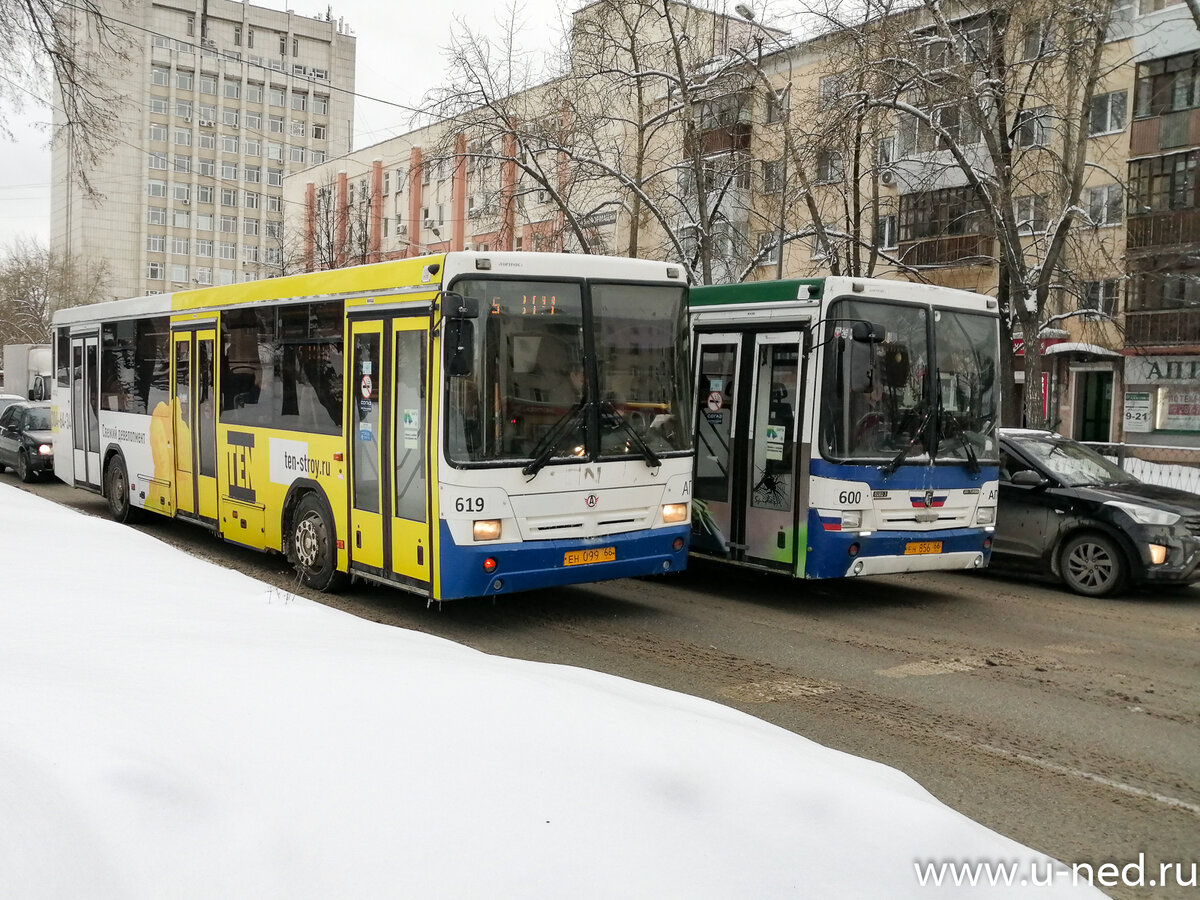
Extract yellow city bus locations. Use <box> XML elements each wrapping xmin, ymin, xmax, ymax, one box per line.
<box><xmin>52</xmin><ymin>252</ymin><xmax>694</xmax><ymax>599</ymax></box>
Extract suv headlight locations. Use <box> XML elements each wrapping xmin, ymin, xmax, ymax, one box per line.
<box><xmin>1105</xmin><ymin>501</ymin><xmax>1180</xmax><ymax>527</ymax></box>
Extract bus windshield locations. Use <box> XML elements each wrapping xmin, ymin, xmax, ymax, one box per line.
<box><xmin>446</xmin><ymin>278</ymin><xmax>692</xmax><ymax>465</ymax></box>
<box><xmin>822</xmin><ymin>298</ymin><xmax>932</xmax><ymax>464</ymax></box>
<box><xmin>932</xmin><ymin>308</ymin><xmax>1000</xmax><ymax>464</ymax></box>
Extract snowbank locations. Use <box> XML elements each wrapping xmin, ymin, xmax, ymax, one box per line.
<box><xmin>0</xmin><ymin>484</ymin><xmax>1104</xmax><ymax>898</ymax></box>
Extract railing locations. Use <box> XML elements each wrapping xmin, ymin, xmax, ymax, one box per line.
<box><xmin>898</xmin><ymin>233</ymin><xmax>994</xmax><ymax>267</ymax></box>
<box><xmin>1126</xmin><ymin>208</ymin><xmax>1200</xmax><ymax>250</ymax></box>
<box><xmin>1125</xmin><ymin>309</ymin><xmax>1200</xmax><ymax>345</ymax></box>
<box><xmin>1081</xmin><ymin>441</ymin><xmax>1200</xmax><ymax>494</ymax></box>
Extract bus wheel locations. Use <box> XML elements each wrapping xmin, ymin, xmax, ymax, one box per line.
<box><xmin>291</xmin><ymin>494</ymin><xmax>345</xmax><ymax>592</ymax></box>
<box><xmin>104</xmin><ymin>456</ymin><xmax>143</xmax><ymax>523</ymax></box>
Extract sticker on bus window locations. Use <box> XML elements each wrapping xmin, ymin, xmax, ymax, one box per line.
<box><xmin>764</xmin><ymin>425</ymin><xmax>786</xmax><ymax>461</ymax></box>
<box><xmin>359</xmin><ymin>425</ymin><xmax>373</xmax><ymax>442</ymax></box>
<box><xmin>403</xmin><ymin>408</ymin><xmax>419</xmax><ymax>449</ymax></box>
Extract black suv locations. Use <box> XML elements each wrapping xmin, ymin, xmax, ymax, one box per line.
<box><xmin>0</xmin><ymin>401</ymin><xmax>54</xmax><ymax>483</ymax></box>
<box><xmin>993</xmin><ymin>429</ymin><xmax>1200</xmax><ymax>597</ymax></box>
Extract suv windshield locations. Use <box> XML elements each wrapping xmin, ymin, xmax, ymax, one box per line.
<box><xmin>446</xmin><ymin>278</ymin><xmax>692</xmax><ymax>465</ymax></box>
<box><xmin>821</xmin><ymin>298</ymin><xmax>932</xmax><ymax>463</ymax></box>
<box><xmin>933</xmin><ymin>308</ymin><xmax>1000</xmax><ymax>464</ymax></box>
<box><xmin>1013</xmin><ymin>437</ymin><xmax>1138</xmax><ymax>487</ymax></box>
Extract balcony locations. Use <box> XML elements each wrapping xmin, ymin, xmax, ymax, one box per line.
<box><xmin>898</xmin><ymin>233</ymin><xmax>994</xmax><ymax>267</ymax></box>
<box><xmin>700</xmin><ymin>122</ymin><xmax>751</xmax><ymax>156</ymax></box>
<box><xmin>1125</xmin><ymin>309</ymin><xmax>1200</xmax><ymax>346</ymax></box>
<box><xmin>1126</xmin><ymin>208</ymin><xmax>1200</xmax><ymax>250</ymax></box>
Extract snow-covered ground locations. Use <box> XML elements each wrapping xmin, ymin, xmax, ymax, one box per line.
<box><xmin>0</xmin><ymin>484</ymin><xmax>1105</xmax><ymax>898</ymax></box>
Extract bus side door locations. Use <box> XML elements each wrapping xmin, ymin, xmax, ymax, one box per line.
<box><xmin>171</xmin><ymin>327</ymin><xmax>218</xmax><ymax>522</ymax></box>
<box><xmin>348</xmin><ymin>314</ymin><xmax>432</xmax><ymax>591</ymax></box>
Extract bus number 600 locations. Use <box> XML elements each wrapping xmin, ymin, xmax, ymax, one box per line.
<box><xmin>455</xmin><ymin>496</ymin><xmax>485</xmax><ymax>513</ymax></box>
<box><xmin>838</xmin><ymin>490</ymin><xmax>862</xmax><ymax>505</ymax></box>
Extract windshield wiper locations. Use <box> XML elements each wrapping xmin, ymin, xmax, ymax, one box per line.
<box><xmin>522</xmin><ymin>401</ymin><xmax>589</xmax><ymax>478</ymax></box>
<box><xmin>939</xmin><ymin>406</ymin><xmax>981</xmax><ymax>475</ymax></box>
<box><xmin>600</xmin><ymin>400</ymin><xmax>661</xmax><ymax>469</ymax></box>
<box><xmin>880</xmin><ymin>406</ymin><xmax>933</xmax><ymax>477</ymax></box>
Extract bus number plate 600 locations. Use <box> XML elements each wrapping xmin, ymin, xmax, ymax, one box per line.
<box><xmin>563</xmin><ymin>547</ymin><xmax>616</xmax><ymax>566</ymax></box>
<box><xmin>904</xmin><ymin>541</ymin><xmax>943</xmax><ymax>555</ymax></box>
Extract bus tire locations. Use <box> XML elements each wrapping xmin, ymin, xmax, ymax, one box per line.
<box><xmin>104</xmin><ymin>455</ymin><xmax>143</xmax><ymax>523</ymax></box>
<box><xmin>291</xmin><ymin>493</ymin><xmax>345</xmax><ymax>592</ymax></box>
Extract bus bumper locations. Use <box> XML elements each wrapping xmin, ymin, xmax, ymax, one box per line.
<box><xmin>436</xmin><ymin>522</ymin><xmax>691</xmax><ymax>600</ymax></box>
<box><xmin>805</xmin><ymin>516</ymin><xmax>993</xmax><ymax>579</ymax></box>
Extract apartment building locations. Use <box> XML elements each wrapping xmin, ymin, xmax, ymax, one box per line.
<box><xmin>281</xmin><ymin>0</ymin><xmax>1197</xmax><ymax>450</ymax></box>
<box><xmin>51</xmin><ymin>0</ymin><xmax>355</xmax><ymax>299</ymax></box>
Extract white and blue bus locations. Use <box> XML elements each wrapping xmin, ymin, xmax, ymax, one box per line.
<box><xmin>689</xmin><ymin>277</ymin><xmax>1000</xmax><ymax>579</ymax></box>
<box><xmin>52</xmin><ymin>252</ymin><xmax>694</xmax><ymax>600</ymax></box>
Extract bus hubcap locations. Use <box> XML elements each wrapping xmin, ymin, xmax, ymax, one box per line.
<box><xmin>296</xmin><ymin>517</ymin><xmax>320</xmax><ymax>568</ymax></box>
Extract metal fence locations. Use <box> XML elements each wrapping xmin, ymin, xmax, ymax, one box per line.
<box><xmin>1081</xmin><ymin>442</ymin><xmax>1200</xmax><ymax>495</ymax></box>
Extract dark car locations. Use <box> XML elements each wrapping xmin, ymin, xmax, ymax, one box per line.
<box><xmin>0</xmin><ymin>401</ymin><xmax>55</xmax><ymax>483</ymax></box>
<box><xmin>991</xmin><ymin>429</ymin><xmax>1200</xmax><ymax>596</ymax></box>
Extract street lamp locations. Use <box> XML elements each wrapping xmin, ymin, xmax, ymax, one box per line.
<box><xmin>735</xmin><ymin>3</ymin><xmax>792</xmax><ymax>280</ymax></box>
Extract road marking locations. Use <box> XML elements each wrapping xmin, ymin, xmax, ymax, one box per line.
<box><xmin>876</xmin><ymin>659</ymin><xmax>974</xmax><ymax>679</ymax></box>
<box><xmin>970</xmin><ymin>742</ymin><xmax>1200</xmax><ymax>817</ymax></box>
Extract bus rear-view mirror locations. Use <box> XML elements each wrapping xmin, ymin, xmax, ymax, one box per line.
<box><xmin>851</xmin><ymin>321</ymin><xmax>886</xmax><ymax>343</ymax></box>
<box><xmin>446</xmin><ymin>318</ymin><xmax>474</xmax><ymax>377</ymax></box>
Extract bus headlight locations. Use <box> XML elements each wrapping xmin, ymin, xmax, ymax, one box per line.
<box><xmin>841</xmin><ymin>510</ymin><xmax>862</xmax><ymax>530</ymax></box>
<box><xmin>976</xmin><ymin>507</ymin><xmax>995</xmax><ymax>525</ymax></box>
<box><xmin>661</xmin><ymin>503</ymin><xmax>688</xmax><ymax>524</ymax></box>
<box><xmin>473</xmin><ymin>519</ymin><xmax>502</xmax><ymax>541</ymax></box>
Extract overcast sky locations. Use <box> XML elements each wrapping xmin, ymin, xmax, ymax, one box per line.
<box><xmin>0</xmin><ymin>0</ymin><xmax>574</xmax><ymax>249</ymax></box>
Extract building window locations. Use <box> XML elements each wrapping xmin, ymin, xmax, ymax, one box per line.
<box><xmin>220</xmin><ymin>215</ymin><xmax>237</xmax><ymax>233</ymax></box>
<box><xmin>243</xmin><ymin>246</ymin><xmax>259</xmax><ymax>263</ymax></box>
<box><xmin>766</xmin><ymin>87</ymin><xmax>789</xmax><ymax>123</ymax></box>
<box><xmin>762</xmin><ymin>159</ymin><xmax>783</xmax><ymax>193</ymax></box>
<box><xmin>267</xmin><ymin>196</ymin><xmax>281</xmax><ymax>212</ymax></box>
<box><xmin>174</xmin><ymin>129</ymin><xmax>191</xmax><ymax>146</ymax></box>
<box><xmin>265</xmin><ymin>221</ymin><xmax>282</xmax><ymax>239</ymax></box>
<box><xmin>1135</xmin><ymin>50</ymin><xmax>1200</xmax><ymax>118</ymax></box>
<box><xmin>176</xmin><ymin>70</ymin><xmax>193</xmax><ymax>90</ymax></box>
<box><xmin>173</xmin><ymin>155</ymin><xmax>191</xmax><ymax>173</ymax></box>
<box><xmin>186</xmin><ymin>15</ymin><xmax>195</xmax><ymax>36</ymax></box>
<box><xmin>148</xmin><ymin>151</ymin><xmax>168</xmax><ymax>170</ymax></box>
<box><xmin>267</xmin><ymin>168</ymin><xmax>283</xmax><ymax>186</ymax></box>
<box><xmin>224</xmin><ymin>79</ymin><xmax>241</xmax><ymax>100</ymax></box>
<box><xmin>173</xmin><ymin>184</ymin><xmax>190</xmax><ymax>202</ymax></box>
<box><xmin>1015</xmin><ymin>106</ymin><xmax>1051</xmax><ymax>147</ymax></box>
<box><xmin>267</xmin><ymin>142</ymin><xmax>284</xmax><ymax>161</ymax></box>
<box><xmin>290</xmin><ymin>146</ymin><xmax>306</xmax><ymax>163</ymax></box>
<box><xmin>221</xmin><ymin>187</ymin><xmax>237</xmax><ymax>207</ymax></box>
<box><xmin>222</xmin><ymin>135</ymin><xmax>239</xmax><ymax>154</ymax></box>
<box><xmin>148</xmin><ymin>207</ymin><xmax>167</xmax><ymax>225</ymax></box>
<box><xmin>197</xmin><ymin>159</ymin><xmax>215</xmax><ymax>177</ymax></box>
<box><xmin>151</xmin><ymin>66</ymin><xmax>169</xmax><ymax>86</ymax></box>
<box><xmin>244</xmin><ymin>165</ymin><xmax>261</xmax><ymax>183</ymax></box>
<box><xmin>244</xmin><ymin>138</ymin><xmax>261</xmax><ymax>156</ymax></box>
<box><xmin>313</xmin><ymin>95</ymin><xmax>329</xmax><ymax>115</ymax></box>
<box><xmin>270</xmin><ymin>88</ymin><xmax>286</xmax><ymax>107</ymax></box>
<box><xmin>147</xmin><ymin>262</ymin><xmax>164</xmax><ymax>280</ymax></box>
<box><xmin>195</xmin><ymin>266</ymin><xmax>212</xmax><ymax>285</ymax></box>
<box><xmin>244</xmin><ymin>218</ymin><xmax>260</xmax><ymax>236</ymax></box>
<box><xmin>291</xmin><ymin>92</ymin><xmax>307</xmax><ymax>111</ymax></box>
<box><xmin>244</xmin><ymin>191</ymin><xmax>260</xmax><ymax>209</ymax></box>
<box><xmin>149</xmin><ymin>98</ymin><xmax>168</xmax><ymax>115</ymax></box>
<box><xmin>147</xmin><ymin>234</ymin><xmax>165</xmax><ymax>253</ymax></box>
<box><xmin>170</xmin><ymin>264</ymin><xmax>188</xmax><ymax>283</ymax></box>
<box><xmin>877</xmin><ymin>136</ymin><xmax>896</xmax><ymax>168</ymax></box>
<box><xmin>1021</xmin><ymin>21</ymin><xmax>1054</xmax><ymax>60</ymax></box>
<box><xmin>245</xmin><ymin>111</ymin><xmax>261</xmax><ymax>130</ymax></box>
<box><xmin>173</xmin><ymin>210</ymin><xmax>189</xmax><ymax>228</ymax></box>
<box><xmin>196</xmin><ymin>213</ymin><xmax>214</xmax><ymax>230</ymax></box>
<box><xmin>175</xmin><ymin>100</ymin><xmax>192</xmax><ymax>119</ymax></box>
<box><xmin>312</xmin><ymin>123</ymin><xmax>326</xmax><ymax>140</ymax></box>
<box><xmin>1014</xmin><ymin>194</ymin><xmax>1048</xmax><ymax>232</ymax></box>
<box><xmin>219</xmin><ymin>241</ymin><xmax>237</xmax><ymax>259</ymax></box>
<box><xmin>1082</xmin><ymin>280</ymin><xmax>1120</xmax><ymax>318</ymax></box>
<box><xmin>875</xmin><ymin>214</ymin><xmax>898</xmax><ymax>249</ymax></box>
<box><xmin>311</xmin><ymin>149</ymin><xmax>326</xmax><ymax>164</ymax></box>
<box><xmin>221</xmin><ymin>161</ymin><xmax>238</xmax><ymax>180</ymax></box>
<box><xmin>289</xmin><ymin>119</ymin><xmax>305</xmax><ymax>137</ymax></box>
<box><xmin>1089</xmin><ymin>91</ymin><xmax>1127</xmax><ymax>135</ymax></box>
<box><xmin>246</xmin><ymin>82</ymin><xmax>263</xmax><ymax>103</ymax></box>
<box><xmin>899</xmin><ymin>185</ymin><xmax>990</xmax><ymax>242</ymax></box>
<box><xmin>756</xmin><ymin>232</ymin><xmax>778</xmax><ymax>265</ymax></box>
<box><xmin>816</xmin><ymin>150</ymin><xmax>844</xmax><ymax>183</ymax></box>
<box><xmin>1127</xmin><ymin>149</ymin><xmax>1198</xmax><ymax>213</ymax></box>
<box><xmin>195</xmin><ymin>239</ymin><xmax>213</xmax><ymax>256</ymax></box>
<box><xmin>200</xmin><ymin>74</ymin><xmax>217</xmax><ymax>95</ymax></box>
<box><xmin>1087</xmin><ymin>184</ymin><xmax>1123</xmax><ymax>225</ymax></box>
<box><xmin>148</xmin><ymin>180</ymin><xmax>167</xmax><ymax>197</ymax></box>
<box><xmin>149</xmin><ymin>123</ymin><xmax>167</xmax><ymax>142</ymax></box>
<box><xmin>172</xmin><ymin>236</ymin><xmax>189</xmax><ymax>255</ymax></box>
<box><xmin>233</xmin><ymin>25</ymin><xmax>242</xmax><ymax>47</ymax></box>
<box><xmin>269</xmin><ymin>114</ymin><xmax>285</xmax><ymax>133</ymax></box>
<box><xmin>199</xmin><ymin>132</ymin><xmax>215</xmax><ymax>150</ymax></box>
<box><xmin>222</xmin><ymin>108</ymin><xmax>239</xmax><ymax>127</ymax></box>
<box><xmin>292</xmin><ymin>37</ymin><xmax>299</xmax><ymax>57</ymax></box>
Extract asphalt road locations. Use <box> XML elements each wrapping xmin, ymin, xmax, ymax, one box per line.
<box><xmin>9</xmin><ymin>473</ymin><xmax>1199</xmax><ymax>898</ymax></box>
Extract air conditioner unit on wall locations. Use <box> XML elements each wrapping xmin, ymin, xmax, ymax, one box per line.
<box><xmin>397</xmin><ymin>224</ymin><xmax>408</xmax><ymax>235</ymax></box>
<box><xmin>880</xmin><ymin>169</ymin><xmax>897</xmax><ymax>187</ymax></box>
<box><xmin>423</xmin><ymin>218</ymin><xmax>434</xmax><ymax>228</ymax></box>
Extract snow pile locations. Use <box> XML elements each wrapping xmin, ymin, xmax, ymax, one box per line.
<box><xmin>0</xmin><ymin>484</ymin><xmax>1104</xmax><ymax>898</ymax></box>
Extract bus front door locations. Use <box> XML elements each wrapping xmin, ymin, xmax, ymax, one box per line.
<box><xmin>692</xmin><ymin>330</ymin><xmax>804</xmax><ymax>572</ymax></box>
<box><xmin>70</xmin><ymin>333</ymin><xmax>101</xmax><ymax>488</ymax></box>
<box><xmin>171</xmin><ymin>327</ymin><xmax>218</xmax><ymax>522</ymax></box>
<box><xmin>349</xmin><ymin>316</ymin><xmax>431</xmax><ymax>591</ymax></box>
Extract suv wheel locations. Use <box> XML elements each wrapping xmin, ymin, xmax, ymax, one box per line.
<box><xmin>17</xmin><ymin>449</ymin><xmax>36</xmax><ymax>483</ymax></box>
<box><xmin>1059</xmin><ymin>532</ymin><xmax>1127</xmax><ymax>598</ymax></box>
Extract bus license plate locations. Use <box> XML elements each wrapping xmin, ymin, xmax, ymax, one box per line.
<box><xmin>904</xmin><ymin>541</ymin><xmax>943</xmax><ymax>555</ymax></box>
<box><xmin>563</xmin><ymin>547</ymin><xmax>616</xmax><ymax>566</ymax></box>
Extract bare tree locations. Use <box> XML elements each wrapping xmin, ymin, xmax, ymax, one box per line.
<box><xmin>3</xmin><ymin>0</ymin><xmax>133</xmax><ymax>192</ymax></box>
<box><xmin>0</xmin><ymin>237</ymin><xmax>109</xmax><ymax>344</ymax></box>
<box><xmin>305</xmin><ymin>173</ymin><xmax>378</xmax><ymax>271</ymax></box>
